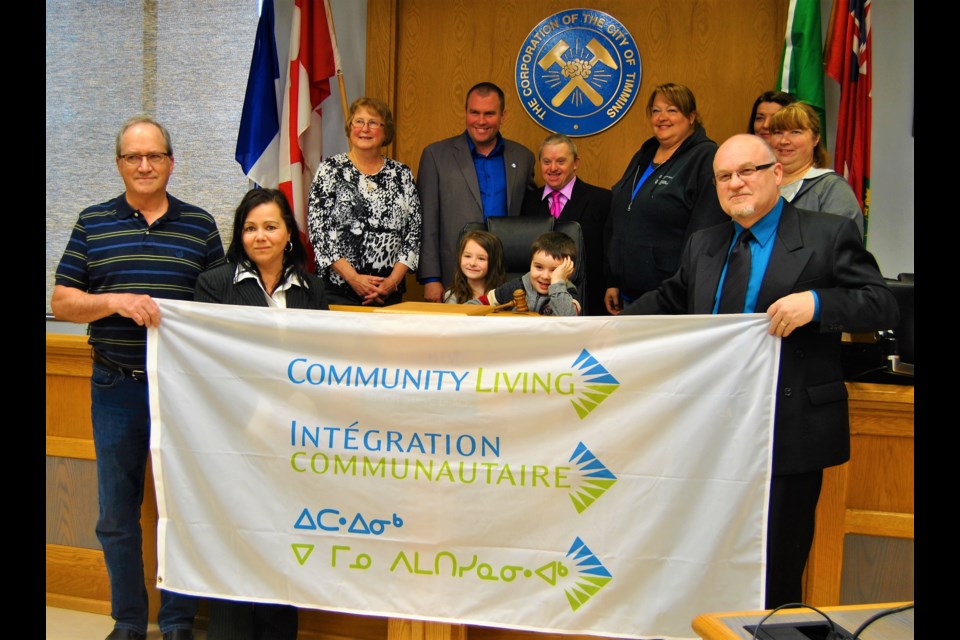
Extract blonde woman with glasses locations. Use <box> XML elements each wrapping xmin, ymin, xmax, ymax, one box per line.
<box><xmin>307</xmin><ymin>96</ymin><xmax>422</xmax><ymax>306</ymax></box>
<box><xmin>768</xmin><ymin>102</ymin><xmax>864</xmax><ymax>238</ymax></box>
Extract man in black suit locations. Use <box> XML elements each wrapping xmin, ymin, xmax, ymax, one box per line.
<box><xmin>622</xmin><ymin>133</ymin><xmax>899</xmax><ymax>607</ymax></box>
<box><xmin>522</xmin><ymin>133</ymin><xmax>611</xmax><ymax>315</ymax></box>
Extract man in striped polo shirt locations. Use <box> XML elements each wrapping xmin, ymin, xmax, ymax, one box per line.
<box><xmin>51</xmin><ymin>116</ymin><xmax>224</xmax><ymax>640</ymax></box>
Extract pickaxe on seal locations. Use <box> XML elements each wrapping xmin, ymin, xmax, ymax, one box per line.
<box><xmin>539</xmin><ymin>38</ymin><xmax>618</xmax><ymax>108</ymax></box>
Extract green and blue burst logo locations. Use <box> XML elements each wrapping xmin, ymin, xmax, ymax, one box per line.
<box><xmin>570</xmin><ymin>349</ymin><xmax>620</xmax><ymax>419</ymax></box>
<box><xmin>563</xmin><ymin>537</ymin><xmax>613</xmax><ymax>611</ymax></box>
<box><xmin>568</xmin><ymin>442</ymin><xmax>617</xmax><ymax>513</ymax></box>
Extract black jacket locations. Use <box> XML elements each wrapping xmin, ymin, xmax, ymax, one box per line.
<box><xmin>606</xmin><ymin>127</ymin><xmax>727</xmax><ymax>298</ymax></box>
<box><xmin>194</xmin><ymin>263</ymin><xmax>330</xmax><ymax>310</ymax></box>
<box><xmin>623</xmin><ymin>203</ymin><xmax>899</xmax><ymax>475</ymax></box>
<box><xmin>521</xmin><ymin>178</ymin><xmax>611</xmax><ymax>315</ymax></box>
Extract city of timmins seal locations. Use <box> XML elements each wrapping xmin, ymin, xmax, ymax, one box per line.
<box><xmin>515</xmin><ymin>9</ymin><xmax>641</xmax><ymax>137</ymax></box>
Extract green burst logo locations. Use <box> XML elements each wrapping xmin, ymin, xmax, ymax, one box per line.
<box><xmin>569</xmin><ymin>349</ymin><xmax>619</xmax><ymax>419</ymax></box>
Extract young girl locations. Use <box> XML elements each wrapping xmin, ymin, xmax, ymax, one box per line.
<box><xmin>443</xmin><ymin>230</ymin><xmax>506</xmax><ymax>303</ymax></box>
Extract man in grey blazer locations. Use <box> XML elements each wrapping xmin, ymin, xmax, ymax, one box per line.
<box><xmin>623</xmin><ymin>134</ymin><xmax>899</xmax><ymax>608</ymax></box>
<box><xmin>417</xmin><ymin>81</ymin><xmax>536</xmax><ymax>302</ymax></box>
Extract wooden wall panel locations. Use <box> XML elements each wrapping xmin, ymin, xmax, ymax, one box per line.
<box><xmin>840</xmin><ymin>535</ymin><xmax>914</xmax><ymax>605</ymax></box>
<box><xmin>295</xmin><ymin>609</ymin><xmax>389</xmax><ymax>640</ymax></box>
<box><xmin>46</xmin><ymin>457</ymin><xmax>100</xmax><ymax>549</ymax></box>
<box><xmin>803</xmin><ymin>383</ymin><xmax>914</xmax><ymax>607</ymax></box>
<box><xmin>366</xmin><ymin>0</ymin><xmax>399</xmax><ymax>161</ymax></box>
<box><xmin>47</xmin><ymin>336</ymin><xmax>93</xmax><ymax>444</ymax></box>
<box><xmin>847</xmin><ymin>435</ymin><xmax>914</xmax><ymax>514</ymax></box>
<box><xmin>369</xmin><ymin>0</ymin><xmax>787</xmax><ymax>191</ymax></box>
<box><xmin>46</xmin><ymin>544</ymin><xmax>112</xmax><ymax>615</ymax></box>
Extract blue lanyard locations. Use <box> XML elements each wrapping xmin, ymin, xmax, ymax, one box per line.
<box><xmin>628</xmin><ymin>162</ymin><xmax>658</xmax><ymax>211</ymax></box>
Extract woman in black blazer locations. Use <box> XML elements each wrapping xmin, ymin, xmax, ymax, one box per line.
<box><xmin>194</xmin><ymin>188</ymin><xmax>328</xmax><ymax>640</ymax></box>
<box><xmin>195</xmin><ymin>188</ymin><xmax>328</xmax><ymax>311</ymax></box>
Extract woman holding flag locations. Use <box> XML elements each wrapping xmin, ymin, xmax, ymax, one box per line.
<box><xmin>195</xmin><ymin>187</ymin><xmax>324</xmax><ymax>639</ymax></box>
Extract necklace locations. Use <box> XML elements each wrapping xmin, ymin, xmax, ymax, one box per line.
<box><xmin>349</xmin><ymin>152</ymin><xmax>384</xmax><ymax>175</ymax></box>
<box><xmin>350</xmin><ymin>153</ymin><xmax>384</xmax><ymax>192</ymax></box>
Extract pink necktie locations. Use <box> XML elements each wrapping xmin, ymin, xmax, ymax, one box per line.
<box><xmin>549</xmin><ymin>190</ymin><xmax>563</xmax><ymax>218</ymax></box>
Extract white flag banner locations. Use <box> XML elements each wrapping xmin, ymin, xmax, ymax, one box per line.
<box><xmin>148</xmin><ymin>299</ymin><xmax>780</xmax><ymax>639</ymax></box>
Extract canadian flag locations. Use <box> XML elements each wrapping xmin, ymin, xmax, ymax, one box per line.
<box><xmin>237</xmin><ymin>0</ymin><xmax>339</xmax><ymax>268</ymax></box>
<box><xmin>280</xmin><ymin>0</ymin><xmax>338</xmax><ymax>236</ymax></box>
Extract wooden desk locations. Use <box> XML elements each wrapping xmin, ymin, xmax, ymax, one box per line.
<box><xmin>693</xmin><ymin>602</ymin><xmax>914</xmax><ymax>640</ymax></box>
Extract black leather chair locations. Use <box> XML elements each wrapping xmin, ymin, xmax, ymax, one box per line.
<box><xmin>841</xmin><ymin>273</ymin><xmax>914</xmax><ymax>384</ymax></box>
<box><xmin>884</xmin><ymin>274</ymin><xmax>914</xmax><ymax>375</ymax></box>
<box><xmin>460</xmin><ymin>217</ymin><xmax>587</xmax><ymax>312</ymax></box>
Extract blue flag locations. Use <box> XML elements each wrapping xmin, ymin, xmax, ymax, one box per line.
<box><xmin>236</xmin><ymin>0</ymin><xmax>281</xmax><ymax>186</ymax></box>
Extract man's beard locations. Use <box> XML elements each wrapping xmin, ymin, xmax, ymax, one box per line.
<box><xmin>728</xmin><ymin>205</ymin><xmax>755</xmax><ymax>218</ymax></box>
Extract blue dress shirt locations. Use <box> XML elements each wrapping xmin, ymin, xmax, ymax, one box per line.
<box><xmin>712</xmin><ymin>198</ymin><xmax>820</xmax><ymax>318</ymax></box>
<box><xmin>467</xmin><ymin>132</ymin><xmax>508</xmax><ymax>219</ymax></box>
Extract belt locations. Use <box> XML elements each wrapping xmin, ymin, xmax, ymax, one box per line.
<box><xmin>91</xmin><ymin>350</ymin><xmax>147</xmax><ymax>383</ymax></box>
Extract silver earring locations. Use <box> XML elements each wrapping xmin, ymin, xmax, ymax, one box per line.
<box><xmin>285</xmin><ymin>241</ymin><xmax>293</xmax><ymax>253</ymax></box>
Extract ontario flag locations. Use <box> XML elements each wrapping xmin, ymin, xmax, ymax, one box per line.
<box><xmin>235</xmin><ymin>0</ymin><xmax>282</xmax><ymax>188</ymax></box>
<box><xmin>825</xmin><ymin>0</ymin><xmax>872</xmax><ymax>223</ymax></box>
<box><xmin>278</xmin><ymin>0</ymin><xmax>338</xmax><ymax>265</ymax></box>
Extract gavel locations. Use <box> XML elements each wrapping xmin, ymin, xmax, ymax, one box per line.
<box><xmin>491</xmin><ymin>289</ymin><xmax>529</xmax><ymax>313</ymax></box>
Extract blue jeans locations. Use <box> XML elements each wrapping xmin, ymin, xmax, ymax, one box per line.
<box><xmin>91</xmin><ymin>362</ymin><xmax>198</xmax><ymax>634</ymax></box>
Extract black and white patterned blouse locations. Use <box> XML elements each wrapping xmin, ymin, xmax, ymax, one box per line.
<box><xmin>307</xmin><ymin>153</ymin><xmax>422</xmax><ymax>289</ymax></box>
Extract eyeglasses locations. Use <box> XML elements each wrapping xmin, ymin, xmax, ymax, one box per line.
<box><xmin>119</xmin><ymin>153</ymin><xmax>170</xmax><ymax>167</ymax></box>
<box><xmin>351</xmin><ymin>118</ymin><xmax>383</xmax><ymax>130</ymax></box>
<box><xmin>713</xmin><ymin>162</ymin><xmax>775</xmax><ymax>184</ymax></box>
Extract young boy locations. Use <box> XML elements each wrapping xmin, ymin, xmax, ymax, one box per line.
<box><xmin>475</xmin><ymin>231</ymin><xmax>581</xmax><ymax>316</ymax></box>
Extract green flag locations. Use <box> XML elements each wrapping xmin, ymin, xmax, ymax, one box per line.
<box><xmin>777</xmin><ymin>0</ymin><xmax>827</xmax><ymax>128</ymax></box>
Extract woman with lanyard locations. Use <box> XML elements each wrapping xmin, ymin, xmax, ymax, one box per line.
<box><xmin>604</xmin><ymin>82</ymin><xmax>727</xmax><ymax>314</ymax></box>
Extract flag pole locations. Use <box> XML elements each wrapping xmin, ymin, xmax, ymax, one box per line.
<box><xmin>323</xmin><ymin>0</ymin><xmax>349</xmax><ymax>117</ymax></box>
